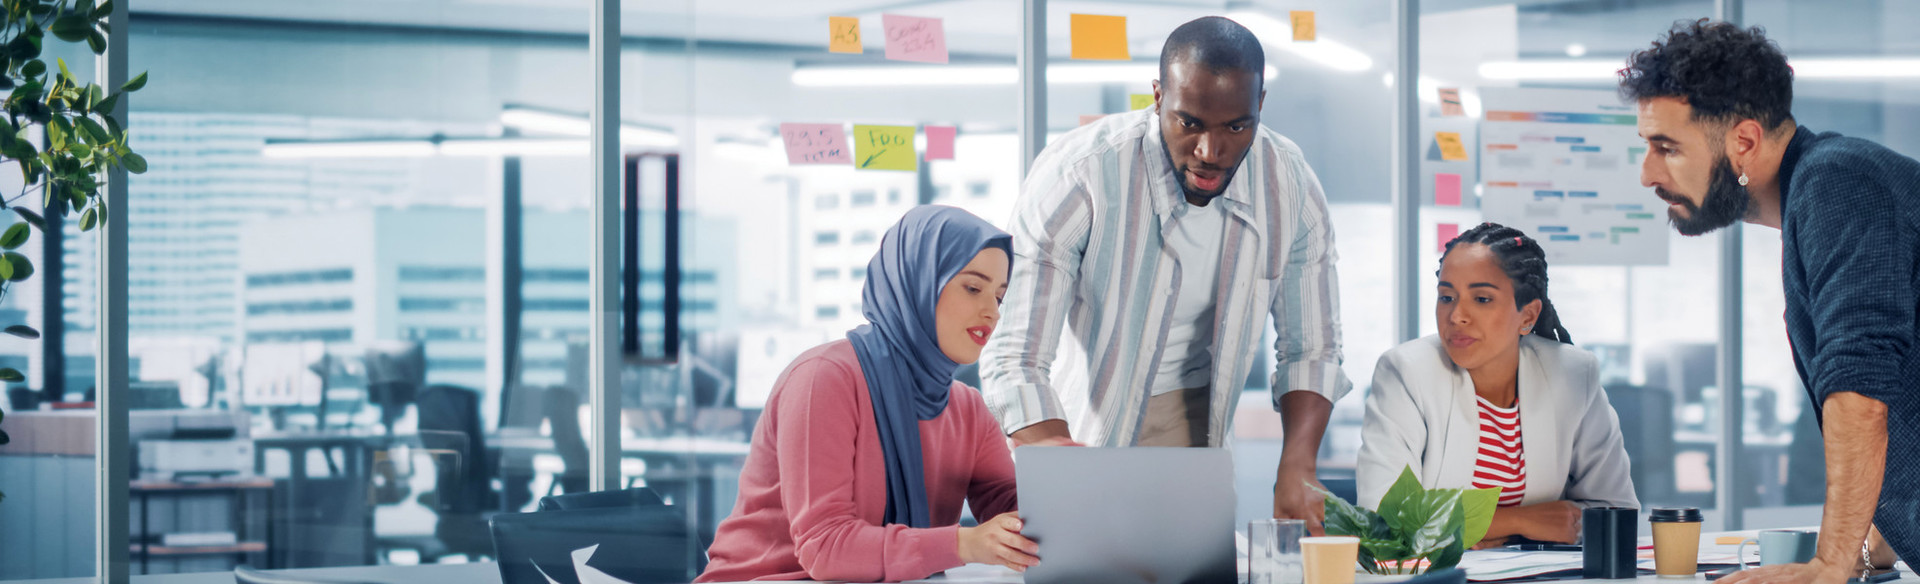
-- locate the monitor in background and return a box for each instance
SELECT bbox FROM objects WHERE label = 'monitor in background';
[240,341,327,407]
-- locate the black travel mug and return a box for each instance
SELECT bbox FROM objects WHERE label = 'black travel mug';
[1582,506,1638,579]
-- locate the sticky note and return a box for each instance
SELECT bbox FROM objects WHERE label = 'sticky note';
[1070,14,1130,61]
[1129,93,1155,110]
[1435,173,1462,206]
[829,16,862,54]
[1438,88,1464,117]
[924,125,955,160]
[883,14,947,64]
[1437,223,1460,252]
[1079,114,1106,126]
[1436,132,1469,161]
[779,123,852,165]
[1291,11,1315,41]
[853,124,917,171]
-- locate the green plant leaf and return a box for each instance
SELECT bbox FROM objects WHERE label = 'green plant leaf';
[1406,489,1463,557]
[1310,481,1371,538]
[3,252,31,281]
[1377,467,1424,534]
[84,29,103,54]
[0,223,27,250]
[50,14,88,43]
[0,428,9,447]
[7,34,38,63]
[120,70,145,92]
[121,151,145,174]
[0,76,12,91]
[12,208,45,232]
[55,56,68,82]
[20,58,43,78]
[1426,531,1467,572]
[91,0,112,19]
[75,116,106,144]
[92,92,116,116]
[1458,487,1500,549]
[3,325,38,339]
[0,367,23,382]
[77,206,94,230]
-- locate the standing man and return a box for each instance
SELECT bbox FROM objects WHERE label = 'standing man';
[979,16,1350,531]
[1621,20,1918,583]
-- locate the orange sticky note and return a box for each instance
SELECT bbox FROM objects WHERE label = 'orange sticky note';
[1291,11,1315,41]
[1070,14,1130,61]
[828,16,862,54]
[1436,132,1469,161]
[1438,88,1464,117]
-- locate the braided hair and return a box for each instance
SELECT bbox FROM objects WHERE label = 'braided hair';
[1439,222,1573,344]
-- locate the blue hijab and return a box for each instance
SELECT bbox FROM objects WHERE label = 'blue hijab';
[847,205,1011,528]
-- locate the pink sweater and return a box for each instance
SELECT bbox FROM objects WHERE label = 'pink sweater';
[696,340,1019,582]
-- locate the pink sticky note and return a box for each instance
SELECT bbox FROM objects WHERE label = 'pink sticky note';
[1435,173,1462,206]
[1437,223,1460,252]
[883,14,948,64]
[779,123,853,165]
[925,125,955,160]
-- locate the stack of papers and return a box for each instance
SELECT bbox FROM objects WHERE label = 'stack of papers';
[1458,550,1586,581]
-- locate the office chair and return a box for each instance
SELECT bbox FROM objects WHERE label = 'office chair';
[491,495,703,584]
[415,384,500,561]
[1603,384,1678,504]
[232,566,378,584]
[363,341,425,438]
[538,487,665,511]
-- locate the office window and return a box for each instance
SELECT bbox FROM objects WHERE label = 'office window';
[887,188,901,204]
[814,231,840,246]
[850,230,877,245]
[812,268,838,281]
[816,305,840,320]
[814,193,839,210]
[968,181,991,199]
[849,190,875,207]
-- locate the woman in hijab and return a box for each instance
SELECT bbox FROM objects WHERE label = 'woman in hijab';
[697,206,1036,583]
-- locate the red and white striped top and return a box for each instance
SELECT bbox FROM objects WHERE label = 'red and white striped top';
[1471,395,1526,507]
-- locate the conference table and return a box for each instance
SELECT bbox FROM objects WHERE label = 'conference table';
[15,530,1915,584]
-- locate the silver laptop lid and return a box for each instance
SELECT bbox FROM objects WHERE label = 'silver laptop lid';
[1015,447,1237,584]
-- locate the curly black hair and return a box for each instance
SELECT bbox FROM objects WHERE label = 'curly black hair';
[1618,19,1794,132]
[1440,223,1572,345]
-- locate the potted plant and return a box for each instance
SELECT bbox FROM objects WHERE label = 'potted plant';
[0,0,151,504]
[1312,467,1500,580]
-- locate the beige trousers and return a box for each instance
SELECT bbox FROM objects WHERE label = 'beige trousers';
[1136,386,1210,447]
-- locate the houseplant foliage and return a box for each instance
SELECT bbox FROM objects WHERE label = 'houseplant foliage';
[0,0,152,501]
[1312,467,1501,575]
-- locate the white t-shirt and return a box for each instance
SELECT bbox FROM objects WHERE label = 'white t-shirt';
[1150,199,1229,395]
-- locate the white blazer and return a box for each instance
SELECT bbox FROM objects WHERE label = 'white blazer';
[1356,335,1638,511]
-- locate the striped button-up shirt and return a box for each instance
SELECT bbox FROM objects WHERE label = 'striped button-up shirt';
[979,108,1352,447]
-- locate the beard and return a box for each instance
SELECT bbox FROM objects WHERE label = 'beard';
[1663,154,1753,236]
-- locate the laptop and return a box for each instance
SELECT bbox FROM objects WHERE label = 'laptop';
[490,506,699,584]
[1014,447,1237,584]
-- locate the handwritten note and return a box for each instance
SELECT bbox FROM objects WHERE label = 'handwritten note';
[1435,173,1462,206]
[829,16,862,54]
[779,123,852,165]
[1438,87,1464,117]
[1436,132,1469,161]
[1437,223,1460,252]
[853,124,917,171]
[1130,93,1155,110]
[1070,14,1130,60]
[924,125,956,160]
[883,14,948,64]
[1291,11,1315,41]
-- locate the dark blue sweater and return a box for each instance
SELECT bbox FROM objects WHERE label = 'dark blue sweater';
[1779,125,1920,565]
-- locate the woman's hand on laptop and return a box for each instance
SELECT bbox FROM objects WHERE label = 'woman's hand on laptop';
[959,512,1041,572]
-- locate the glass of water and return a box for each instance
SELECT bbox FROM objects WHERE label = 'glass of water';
[1248,519,1306,584]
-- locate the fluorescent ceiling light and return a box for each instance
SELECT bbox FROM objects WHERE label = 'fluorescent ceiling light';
[1480,57,1920,81]
[499,106,679,148]
[791,63,1277,87]
[1227,11,1374,73]
[262,137,591,158]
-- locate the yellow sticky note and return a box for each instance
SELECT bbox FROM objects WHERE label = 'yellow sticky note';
[1070,14,1130,60]
[1436,132,1469,161]
[853,125,917,171]
[1291,11,1316,41]
[1129,93,1155,110]
[829,16,862,54]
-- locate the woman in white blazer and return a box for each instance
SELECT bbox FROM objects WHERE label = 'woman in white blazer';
[1358,223,1636,547]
